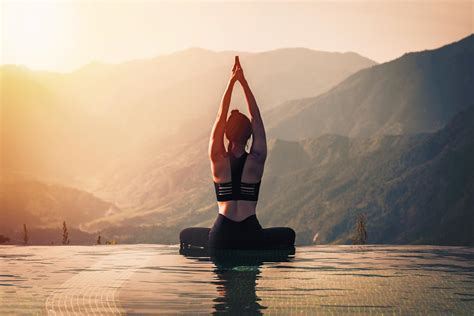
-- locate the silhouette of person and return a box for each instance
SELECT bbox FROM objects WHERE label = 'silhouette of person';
[180,56,295,250]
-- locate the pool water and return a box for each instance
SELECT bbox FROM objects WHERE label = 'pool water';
[0,245,473,315]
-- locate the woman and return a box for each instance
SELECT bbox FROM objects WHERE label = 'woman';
[180,56,295,250]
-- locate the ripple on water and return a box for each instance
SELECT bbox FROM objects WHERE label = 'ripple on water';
[0,245,473,315]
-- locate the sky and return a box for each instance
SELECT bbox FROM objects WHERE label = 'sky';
[1,0,473,72]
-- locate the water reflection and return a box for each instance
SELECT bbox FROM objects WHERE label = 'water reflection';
[180,247,295,315]
[2,245,472,314]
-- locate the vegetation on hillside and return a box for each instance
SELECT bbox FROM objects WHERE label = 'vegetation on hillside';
[62,221,70,245]
[1,36,472,246]
[23,224,28,245]
[351,214,368,245]
[267,35,474,140]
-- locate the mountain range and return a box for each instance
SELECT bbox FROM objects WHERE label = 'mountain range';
[1,35,472,245]
[86,104,474,246]
[1,47,375,186]
[266,34,474,140]
[88,35,474,238]
[1,47,375,236]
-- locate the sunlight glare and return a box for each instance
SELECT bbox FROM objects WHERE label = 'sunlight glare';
[2,2,77,71]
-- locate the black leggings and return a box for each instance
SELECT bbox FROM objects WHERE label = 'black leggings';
[180,214,295,250]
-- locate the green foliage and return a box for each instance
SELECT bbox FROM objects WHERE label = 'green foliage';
[62,221,70,245]
[352,214,368,245]
[260,106,474,245]
[23,224,28,245]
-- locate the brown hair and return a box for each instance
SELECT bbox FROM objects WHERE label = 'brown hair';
[225,109,252,150]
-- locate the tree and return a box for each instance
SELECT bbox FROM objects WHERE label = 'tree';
[352,214,368,245]
[62,221,70,245]
[23,224,29,245]
[97,235,102,245]
[105,239,117,245]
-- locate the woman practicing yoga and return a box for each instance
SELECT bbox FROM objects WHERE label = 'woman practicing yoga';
[180,56,295,250]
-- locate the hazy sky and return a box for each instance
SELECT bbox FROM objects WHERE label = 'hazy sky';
[1,0,473,72]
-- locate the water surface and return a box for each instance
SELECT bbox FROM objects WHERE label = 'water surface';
[1,245,473,314]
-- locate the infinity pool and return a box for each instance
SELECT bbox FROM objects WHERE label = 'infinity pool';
[0,245,473,315]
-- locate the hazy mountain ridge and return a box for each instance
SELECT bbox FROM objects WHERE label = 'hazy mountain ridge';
[0,176,121,232]
[81,105,473,246]
[266,34,474,140]
[83,36,474,246]
[2,36,472,245]
[3,102,471,245]
[1,47,376,189]
[260,105,474,245]
[92,35,473,216]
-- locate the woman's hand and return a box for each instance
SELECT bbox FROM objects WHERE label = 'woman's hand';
[231,56,245,83]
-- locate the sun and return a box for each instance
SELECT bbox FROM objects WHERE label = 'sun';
[1,1,77,71]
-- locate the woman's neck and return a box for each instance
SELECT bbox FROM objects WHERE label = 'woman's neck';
[230,143,245,157]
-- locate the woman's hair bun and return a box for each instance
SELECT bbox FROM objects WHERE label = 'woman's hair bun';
[225,109,252,144]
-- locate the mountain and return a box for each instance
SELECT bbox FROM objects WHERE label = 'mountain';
[87,36,474,246]
[89,35,472,212]
[90,105,474,246]
[1,48,375,188]
[258,105,474,245]
[3,36,472,246]
[0,175,121,231]
[266,34,474,140]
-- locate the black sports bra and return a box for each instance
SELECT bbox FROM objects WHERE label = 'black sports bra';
[214,152,261,201]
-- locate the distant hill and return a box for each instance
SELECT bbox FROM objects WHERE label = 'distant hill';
[87,36,474,246]
[259,105,474,245]
[1,48,375,187]
[3,36,472,246]
[266,34,474,140]
[0,175,121,232]
[90,105,473,246]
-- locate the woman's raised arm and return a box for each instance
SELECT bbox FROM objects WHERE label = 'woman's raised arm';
[209,61,238,160]
[235,58,267,162]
